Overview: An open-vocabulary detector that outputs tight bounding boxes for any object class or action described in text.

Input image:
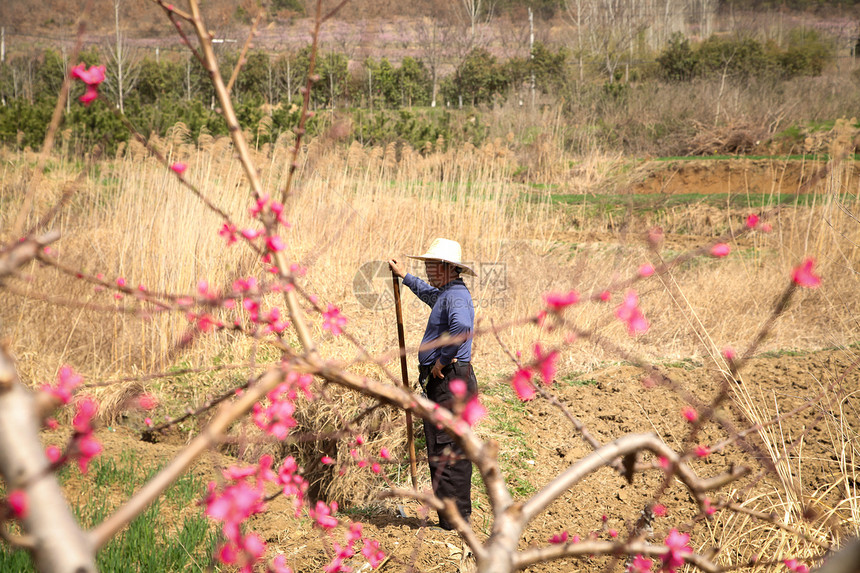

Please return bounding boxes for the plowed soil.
[81,347,858,572]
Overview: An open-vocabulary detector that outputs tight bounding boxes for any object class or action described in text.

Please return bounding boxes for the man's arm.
[402,274,440,307]
[389,258,439,307]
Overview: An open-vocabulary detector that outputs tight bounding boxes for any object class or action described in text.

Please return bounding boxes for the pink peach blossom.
[628,554,652,573]
[79,87,99,104]
[309,500,339,530]
[322,305,347,336]
[461,396,487,426]
[511,368,536,401]
[638,263,655,277]
[662,529,692,572]
[615,291,649,336]
[746,214,760,228]
[549,531,569,544]
[362,539,385,568]
[450,378,467,397]
[792,258,821,288]
[784,558,809,573]
[710,243,730,257]
[71,63,105,85]
[7,490,28,518]
[266,235,286,252]
[544,290,580,312]
[533,343,559,385]
[45,445,63,463]
[682,407,698,422]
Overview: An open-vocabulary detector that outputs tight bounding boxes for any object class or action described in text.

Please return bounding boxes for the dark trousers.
[419,361,478,529]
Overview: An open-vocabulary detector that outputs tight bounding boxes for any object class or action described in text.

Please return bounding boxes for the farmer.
[389,238,478,531]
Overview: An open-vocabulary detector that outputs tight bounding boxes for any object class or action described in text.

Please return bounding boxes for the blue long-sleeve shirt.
[402,274,474,366]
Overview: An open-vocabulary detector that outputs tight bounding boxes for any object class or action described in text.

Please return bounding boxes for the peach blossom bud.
[7,491,27,518]
[450,379,467,397]
[46,445,62,462]
[746,214,759,228]
[710,243,730,257]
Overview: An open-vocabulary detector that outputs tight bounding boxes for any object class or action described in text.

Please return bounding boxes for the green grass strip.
[0,452,219,572]
[544,192,857,209]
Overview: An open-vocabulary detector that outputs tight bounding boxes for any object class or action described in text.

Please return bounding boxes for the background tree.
[98,0,143,114]
[415,10,454,108]
[135,57,183,104]
[234,50,272,104]
[445,47,507,106]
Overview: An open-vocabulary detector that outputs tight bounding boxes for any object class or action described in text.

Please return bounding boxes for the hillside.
[2,0,859,44]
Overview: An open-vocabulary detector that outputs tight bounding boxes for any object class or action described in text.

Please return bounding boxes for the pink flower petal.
[7,490,28,518]
[449,378,467,397]
[682,407,698,422]
[461,396,487,426]
[710,243,730,258]
[615,291,649,336]
[792,258,821,288]
[511,368,535,401]
[549,531,569,544]
[45,445,63,463]
[544,290,580,312]
[79,85,99,105]
[266,235,286,252]
[628,554,653,573]
[746,214,760,228]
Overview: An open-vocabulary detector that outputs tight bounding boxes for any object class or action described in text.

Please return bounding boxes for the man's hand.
[388,258,407,279]
[431,358,444,379]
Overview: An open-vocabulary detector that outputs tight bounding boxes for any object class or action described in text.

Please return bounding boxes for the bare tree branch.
[514,539,721,572]
[0,232,60,279]
[0,347,96,573]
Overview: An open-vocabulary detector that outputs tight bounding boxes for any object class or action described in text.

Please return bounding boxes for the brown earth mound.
[629,159,843,196]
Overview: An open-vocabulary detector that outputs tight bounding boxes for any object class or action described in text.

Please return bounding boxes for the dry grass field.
[2,121,858,380]
[1,116,859,571]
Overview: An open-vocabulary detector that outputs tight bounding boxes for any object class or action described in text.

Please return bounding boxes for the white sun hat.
[407,238,476,276]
